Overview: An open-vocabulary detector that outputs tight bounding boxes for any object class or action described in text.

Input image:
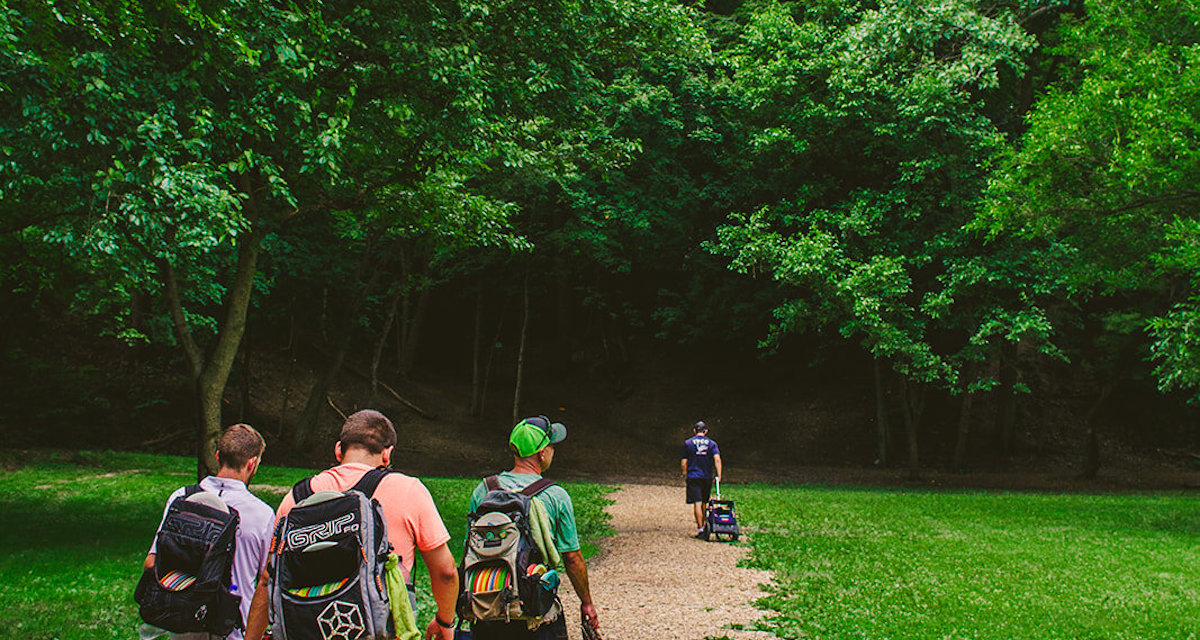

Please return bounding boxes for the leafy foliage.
[983,0,1200,398]
[712,0,1045,390]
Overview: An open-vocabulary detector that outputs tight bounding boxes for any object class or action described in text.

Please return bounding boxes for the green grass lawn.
[0,450,613,640]
[734,484,1200,640]
[6,451,1199,640]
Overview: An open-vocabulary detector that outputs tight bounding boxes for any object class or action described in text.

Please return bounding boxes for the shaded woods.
[2,0,1199,479]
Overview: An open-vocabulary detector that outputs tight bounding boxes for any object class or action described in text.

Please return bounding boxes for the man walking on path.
[243,409,459,640]
[681,420,722,537]
[467,415,600,640]
[144,423,275,640]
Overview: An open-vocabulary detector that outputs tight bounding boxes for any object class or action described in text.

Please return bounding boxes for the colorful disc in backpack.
[158,570,196,591]
[287,578,350,598]
[469,566,509,593]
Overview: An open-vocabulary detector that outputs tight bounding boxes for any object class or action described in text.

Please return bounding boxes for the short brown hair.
[218,423,265,470]
[339,409,396,454]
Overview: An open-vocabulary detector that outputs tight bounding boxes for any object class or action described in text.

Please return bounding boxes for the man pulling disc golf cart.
[700,478,740,542]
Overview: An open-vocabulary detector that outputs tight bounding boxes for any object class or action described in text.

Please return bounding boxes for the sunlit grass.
[0,450,612,640]
[735,484,1200,640]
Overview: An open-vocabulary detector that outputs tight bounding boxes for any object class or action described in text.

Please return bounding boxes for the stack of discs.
[158,570,196,591]
[287,578,349,598]
[469,566,509,593]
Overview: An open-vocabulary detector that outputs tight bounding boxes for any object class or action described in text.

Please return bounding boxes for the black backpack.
[135,485,243,636]
[457,475,558,624]
[267,467,394,640]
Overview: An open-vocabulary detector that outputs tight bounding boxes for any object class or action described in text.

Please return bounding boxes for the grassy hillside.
[0,450,612,640]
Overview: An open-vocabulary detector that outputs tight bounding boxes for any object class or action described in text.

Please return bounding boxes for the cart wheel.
[731,533,739,541]
[702,530,711,541]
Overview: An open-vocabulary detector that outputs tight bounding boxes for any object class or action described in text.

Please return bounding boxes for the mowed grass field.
[0,451,612,640]
[734,484,1200,640]
[3,452,1200,640]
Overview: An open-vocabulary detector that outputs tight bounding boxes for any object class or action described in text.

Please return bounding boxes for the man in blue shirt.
[681,421,723,538]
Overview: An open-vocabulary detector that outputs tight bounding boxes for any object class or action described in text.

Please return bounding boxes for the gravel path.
[558,483,775,640]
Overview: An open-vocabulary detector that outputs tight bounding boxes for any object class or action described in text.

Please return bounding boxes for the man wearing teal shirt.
[467,416,600,640]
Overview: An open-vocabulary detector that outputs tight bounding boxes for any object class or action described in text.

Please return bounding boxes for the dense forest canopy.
[2,0,1198,477]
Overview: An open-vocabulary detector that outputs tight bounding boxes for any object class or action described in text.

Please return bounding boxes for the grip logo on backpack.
[268,469,395,640]
[286,513,359,549]
[134,486,243,637]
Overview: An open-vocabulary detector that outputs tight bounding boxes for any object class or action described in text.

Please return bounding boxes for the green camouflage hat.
[509,416,567,457]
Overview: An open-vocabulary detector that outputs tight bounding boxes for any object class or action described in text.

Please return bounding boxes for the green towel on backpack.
[385,552,420,640]
[528,496,561,570]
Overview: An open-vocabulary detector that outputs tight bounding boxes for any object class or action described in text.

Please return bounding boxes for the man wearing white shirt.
[144,424,275,640]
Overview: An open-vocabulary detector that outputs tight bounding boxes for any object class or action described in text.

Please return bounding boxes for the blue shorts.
[686,477,713,504]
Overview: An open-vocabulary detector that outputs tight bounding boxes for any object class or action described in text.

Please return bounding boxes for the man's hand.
[424,618,453,640]
[581,602,600,630]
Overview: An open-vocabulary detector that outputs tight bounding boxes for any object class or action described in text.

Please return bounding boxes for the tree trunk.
[162,209,266,476]
[292,251,385,449]
[998,343,1018,457]
[952,389,975,471]
[898,374,923,480]
[480,300,507,417]
[470,287,485,417]
[237,321,254,422]
[1081,385,1112,479]
[512,270,530,425]
[292,331,353,449]
[398,287,431,377]
[370,288,402,405]
[278,317,297,439]
[873,357,889,466]
[556,272,571,374]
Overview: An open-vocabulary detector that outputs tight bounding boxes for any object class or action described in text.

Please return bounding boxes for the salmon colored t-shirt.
[275,463,451,580]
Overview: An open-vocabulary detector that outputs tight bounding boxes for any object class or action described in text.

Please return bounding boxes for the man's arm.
[418,543,459,640]
[714,454,723,480]
[243,567,271,640]
[562,550,599,630]
[680,457,688,478]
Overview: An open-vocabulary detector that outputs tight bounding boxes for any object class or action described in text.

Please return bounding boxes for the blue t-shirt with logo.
[681,435,720,479]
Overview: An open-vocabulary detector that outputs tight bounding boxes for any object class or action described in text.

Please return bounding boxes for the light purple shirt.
[150,476,276,640]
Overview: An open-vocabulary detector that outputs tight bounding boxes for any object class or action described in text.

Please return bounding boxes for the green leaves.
[984,0,1200,395]
[713,0,1040,389]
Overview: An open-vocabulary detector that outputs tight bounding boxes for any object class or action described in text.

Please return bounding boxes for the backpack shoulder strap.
[484,475,501,492]
[290,477,315,504]
[520,478,556,497]
[351,466,392,499]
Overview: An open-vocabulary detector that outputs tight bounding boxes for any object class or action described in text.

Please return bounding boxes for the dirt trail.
[557,483,775,640]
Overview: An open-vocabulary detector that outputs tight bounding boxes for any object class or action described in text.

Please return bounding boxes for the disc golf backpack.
[267,468,394,640]
[134,486,243,637]
[457,475,558,625]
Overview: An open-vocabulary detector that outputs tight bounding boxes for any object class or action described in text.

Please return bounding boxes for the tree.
[711,0,1055,475]
[983,0,1200,403]
[1,1,353,472]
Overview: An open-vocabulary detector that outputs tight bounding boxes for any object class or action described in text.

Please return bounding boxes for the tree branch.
[159,256,205,381]
[1047,191,1200,218]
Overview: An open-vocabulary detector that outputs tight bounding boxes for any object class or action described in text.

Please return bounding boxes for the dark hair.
[218,423,265,469]
[339,409,397,454]
[693,421,708,433]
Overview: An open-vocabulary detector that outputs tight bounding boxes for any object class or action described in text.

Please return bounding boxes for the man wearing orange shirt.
[244,410,459,640]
